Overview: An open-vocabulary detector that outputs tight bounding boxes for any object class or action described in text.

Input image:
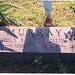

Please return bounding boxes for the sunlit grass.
[0,1,75,26]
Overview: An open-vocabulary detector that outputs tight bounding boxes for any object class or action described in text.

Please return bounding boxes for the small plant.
[56,57,66,73]
[0,1,22,26]
[32,56,43,66]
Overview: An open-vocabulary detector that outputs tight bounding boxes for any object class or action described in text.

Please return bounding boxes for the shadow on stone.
[23,27,61,53]
[0,27,18,39]
[64,27,75,41]
[0,27,18,52]
[0,41,15,51]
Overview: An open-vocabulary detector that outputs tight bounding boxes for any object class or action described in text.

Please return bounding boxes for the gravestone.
[0,27,75,53]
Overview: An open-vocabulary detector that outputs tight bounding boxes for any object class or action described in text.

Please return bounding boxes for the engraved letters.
[0,27,75,53]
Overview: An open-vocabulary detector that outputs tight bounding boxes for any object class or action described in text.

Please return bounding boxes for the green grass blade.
[0,12,10,24]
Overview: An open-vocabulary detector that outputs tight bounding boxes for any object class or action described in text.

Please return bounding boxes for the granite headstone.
[0,27,75,53]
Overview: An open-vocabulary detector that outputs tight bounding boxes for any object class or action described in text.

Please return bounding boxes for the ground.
[0,1,75,26]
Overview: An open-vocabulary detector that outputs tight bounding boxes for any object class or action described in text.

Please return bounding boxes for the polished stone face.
[0,27,75,53]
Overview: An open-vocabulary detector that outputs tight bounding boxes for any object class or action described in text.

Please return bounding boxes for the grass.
[0,1,75,27]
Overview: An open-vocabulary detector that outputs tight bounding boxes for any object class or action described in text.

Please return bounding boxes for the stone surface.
[0,27,75,53]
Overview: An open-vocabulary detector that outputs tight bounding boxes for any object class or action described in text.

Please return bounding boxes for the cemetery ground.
[0,1,75,26]
[0,1,75,73]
